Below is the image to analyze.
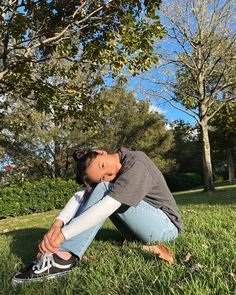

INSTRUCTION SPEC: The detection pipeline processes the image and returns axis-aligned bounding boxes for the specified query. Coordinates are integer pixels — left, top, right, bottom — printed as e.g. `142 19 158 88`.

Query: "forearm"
56 188 86 225
62 195 121 240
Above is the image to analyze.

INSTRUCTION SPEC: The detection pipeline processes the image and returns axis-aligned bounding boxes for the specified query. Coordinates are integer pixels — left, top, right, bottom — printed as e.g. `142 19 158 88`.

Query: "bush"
165 173 203 192
0 178 80 219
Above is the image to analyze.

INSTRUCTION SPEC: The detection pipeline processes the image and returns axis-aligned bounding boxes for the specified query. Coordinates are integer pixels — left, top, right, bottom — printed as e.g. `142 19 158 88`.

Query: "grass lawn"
0 185 235 295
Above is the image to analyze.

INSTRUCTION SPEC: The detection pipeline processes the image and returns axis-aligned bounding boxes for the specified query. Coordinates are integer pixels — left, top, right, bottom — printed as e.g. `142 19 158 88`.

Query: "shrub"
165 173 203 192
0 178 80 219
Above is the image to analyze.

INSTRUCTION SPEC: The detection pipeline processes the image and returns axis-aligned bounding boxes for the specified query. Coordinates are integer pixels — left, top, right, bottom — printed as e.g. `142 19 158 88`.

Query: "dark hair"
73 149 99 188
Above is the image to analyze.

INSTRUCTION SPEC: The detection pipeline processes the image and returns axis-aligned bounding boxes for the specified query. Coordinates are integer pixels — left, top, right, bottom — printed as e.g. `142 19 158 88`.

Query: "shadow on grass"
95 228 124 243
3 227 124 265
4 228 47 264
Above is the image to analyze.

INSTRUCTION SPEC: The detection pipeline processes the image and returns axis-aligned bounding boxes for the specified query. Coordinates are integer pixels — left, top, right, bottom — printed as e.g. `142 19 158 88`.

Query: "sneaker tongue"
33 253 52 271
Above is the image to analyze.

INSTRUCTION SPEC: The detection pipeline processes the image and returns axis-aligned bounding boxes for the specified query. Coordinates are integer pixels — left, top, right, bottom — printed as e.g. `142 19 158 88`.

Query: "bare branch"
143 76 201 102
146 89 199 123
208 96 236 121
206 33 236 77
208 64 228 98
168 28 197 70
0 70 9 80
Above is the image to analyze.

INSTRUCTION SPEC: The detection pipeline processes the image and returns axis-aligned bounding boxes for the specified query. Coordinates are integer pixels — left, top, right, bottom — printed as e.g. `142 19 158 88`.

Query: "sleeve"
61 194 121 240
56 188 86 225
108 161 153 207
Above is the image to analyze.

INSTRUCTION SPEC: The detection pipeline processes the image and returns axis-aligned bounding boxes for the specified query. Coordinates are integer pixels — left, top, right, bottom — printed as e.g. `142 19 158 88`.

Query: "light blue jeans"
59 182 178 258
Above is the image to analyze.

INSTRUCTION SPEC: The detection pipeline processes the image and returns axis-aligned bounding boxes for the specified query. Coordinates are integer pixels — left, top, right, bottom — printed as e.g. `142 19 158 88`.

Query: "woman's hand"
39 219 65 254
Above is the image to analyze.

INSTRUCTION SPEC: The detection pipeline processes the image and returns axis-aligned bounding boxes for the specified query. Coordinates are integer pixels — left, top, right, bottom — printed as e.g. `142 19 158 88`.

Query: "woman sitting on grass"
12 147 184 284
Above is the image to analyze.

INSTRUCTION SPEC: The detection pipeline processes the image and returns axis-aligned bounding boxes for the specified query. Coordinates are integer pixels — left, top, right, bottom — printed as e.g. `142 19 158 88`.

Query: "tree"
209 102 236 184
0 85 175 180
0 98 72 178
169 120 202 175
142 0 236 191
88 86 176 173
0 0 164 119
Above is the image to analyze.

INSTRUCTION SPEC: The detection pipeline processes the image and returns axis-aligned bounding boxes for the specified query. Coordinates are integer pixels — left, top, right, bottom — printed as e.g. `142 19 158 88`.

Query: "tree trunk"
227 147 235 184
200 122 215 192
54 140 61 178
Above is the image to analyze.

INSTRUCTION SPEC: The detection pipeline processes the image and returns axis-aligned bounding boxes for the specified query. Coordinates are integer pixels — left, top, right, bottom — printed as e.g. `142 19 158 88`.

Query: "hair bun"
73 149 86 161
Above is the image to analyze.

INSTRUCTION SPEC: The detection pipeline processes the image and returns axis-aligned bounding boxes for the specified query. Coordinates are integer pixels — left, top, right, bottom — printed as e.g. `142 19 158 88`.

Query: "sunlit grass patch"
0 185 235 295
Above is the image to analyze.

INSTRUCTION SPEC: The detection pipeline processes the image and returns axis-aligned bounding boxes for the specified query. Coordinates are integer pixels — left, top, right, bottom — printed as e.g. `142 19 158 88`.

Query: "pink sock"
55 251 72 260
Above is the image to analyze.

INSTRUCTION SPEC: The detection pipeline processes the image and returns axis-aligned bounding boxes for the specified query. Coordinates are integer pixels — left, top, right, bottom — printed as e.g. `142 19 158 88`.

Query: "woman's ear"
96 150 107 155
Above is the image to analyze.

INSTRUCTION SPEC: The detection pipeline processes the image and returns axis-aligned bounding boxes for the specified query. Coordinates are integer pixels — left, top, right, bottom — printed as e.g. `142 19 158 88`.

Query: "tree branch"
23 1 103 57
208 96 236 121
168 28 197 70
0 70 9 80
146 89 199 123
206 33 236 77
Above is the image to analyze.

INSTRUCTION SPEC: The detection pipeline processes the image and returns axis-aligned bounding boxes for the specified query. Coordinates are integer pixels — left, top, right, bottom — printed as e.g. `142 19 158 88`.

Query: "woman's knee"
146 227 179 244
91 181 110 194
88 182 112 203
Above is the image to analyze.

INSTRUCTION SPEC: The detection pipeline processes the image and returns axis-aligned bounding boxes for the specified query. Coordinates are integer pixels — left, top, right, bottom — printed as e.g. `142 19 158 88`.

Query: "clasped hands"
39 219 65 254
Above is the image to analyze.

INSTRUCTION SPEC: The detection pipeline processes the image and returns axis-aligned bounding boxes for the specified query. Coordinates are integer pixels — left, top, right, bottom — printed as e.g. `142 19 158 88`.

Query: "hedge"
0 178 80 219
165 173 203 192
0 174 204 219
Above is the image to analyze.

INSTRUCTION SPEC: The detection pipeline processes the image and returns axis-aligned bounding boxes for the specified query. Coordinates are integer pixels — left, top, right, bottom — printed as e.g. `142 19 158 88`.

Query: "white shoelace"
32 253 54 274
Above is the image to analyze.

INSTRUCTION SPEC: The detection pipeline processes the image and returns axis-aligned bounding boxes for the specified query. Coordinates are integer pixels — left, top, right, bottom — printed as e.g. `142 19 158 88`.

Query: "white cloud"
149 104 165 114
165 123 172 130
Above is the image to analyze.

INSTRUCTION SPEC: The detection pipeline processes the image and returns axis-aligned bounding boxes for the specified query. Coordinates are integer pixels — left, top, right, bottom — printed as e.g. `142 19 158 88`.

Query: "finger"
45 228 54 240
37 252 43 260
40 239 49 253
48 235 61 249
41 237 54 253
38 243 45 255
44 235 59 253
44 236 54 252
51 229 60 241
49 239 60 248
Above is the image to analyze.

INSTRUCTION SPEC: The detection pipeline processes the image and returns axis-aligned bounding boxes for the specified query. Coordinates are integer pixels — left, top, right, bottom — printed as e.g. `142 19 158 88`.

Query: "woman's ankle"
55 251 72 260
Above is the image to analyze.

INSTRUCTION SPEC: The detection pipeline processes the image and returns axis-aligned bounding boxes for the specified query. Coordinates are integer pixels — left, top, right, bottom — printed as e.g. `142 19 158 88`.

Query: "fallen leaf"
175 283 184 290
183 252 192 263
82 255 97 261
229 272 236 283
105 245 114 251
142 244 174 264
128 249 133 255
183 209 195 213
190 263 204 271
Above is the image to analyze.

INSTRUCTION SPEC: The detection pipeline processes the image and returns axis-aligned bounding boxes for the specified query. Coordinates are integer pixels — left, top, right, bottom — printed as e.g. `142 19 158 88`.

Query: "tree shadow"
3 227 125 265
95 228 125 243
4 228 48 264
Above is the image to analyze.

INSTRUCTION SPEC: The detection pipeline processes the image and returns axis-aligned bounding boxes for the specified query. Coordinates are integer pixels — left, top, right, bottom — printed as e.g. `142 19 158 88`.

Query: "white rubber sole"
11 269 73 286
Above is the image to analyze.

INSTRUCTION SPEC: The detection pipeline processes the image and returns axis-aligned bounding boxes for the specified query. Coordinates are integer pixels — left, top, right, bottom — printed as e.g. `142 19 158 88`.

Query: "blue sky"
124 4 198 126
127 75 196 126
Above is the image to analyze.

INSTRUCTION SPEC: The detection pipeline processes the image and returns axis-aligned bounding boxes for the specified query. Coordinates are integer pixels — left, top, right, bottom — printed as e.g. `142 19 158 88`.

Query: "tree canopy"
0 85 175 182
0 0 164 120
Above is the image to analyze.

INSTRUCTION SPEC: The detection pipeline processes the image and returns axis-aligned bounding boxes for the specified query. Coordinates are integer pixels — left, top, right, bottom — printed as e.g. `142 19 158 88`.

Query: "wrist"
52 219 64 228
60 230 66 242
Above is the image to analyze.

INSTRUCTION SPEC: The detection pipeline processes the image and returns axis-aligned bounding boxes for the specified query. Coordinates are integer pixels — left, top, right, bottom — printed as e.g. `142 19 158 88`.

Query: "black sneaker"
12 253 77 285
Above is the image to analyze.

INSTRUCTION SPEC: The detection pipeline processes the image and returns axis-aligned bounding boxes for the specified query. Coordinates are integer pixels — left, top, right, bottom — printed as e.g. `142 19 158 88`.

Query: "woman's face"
86 152 122 183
